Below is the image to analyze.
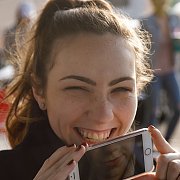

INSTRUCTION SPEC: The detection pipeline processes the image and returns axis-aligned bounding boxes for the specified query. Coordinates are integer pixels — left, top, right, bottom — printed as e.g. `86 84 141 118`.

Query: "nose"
87 96 114 124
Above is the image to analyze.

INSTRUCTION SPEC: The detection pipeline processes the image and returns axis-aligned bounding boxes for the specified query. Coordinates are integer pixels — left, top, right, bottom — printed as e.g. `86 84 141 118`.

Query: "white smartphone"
68 128 154 180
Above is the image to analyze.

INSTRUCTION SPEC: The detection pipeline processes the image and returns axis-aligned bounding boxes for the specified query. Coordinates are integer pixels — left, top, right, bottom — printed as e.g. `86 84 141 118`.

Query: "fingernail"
67 159 75 165
148 125 156 133
75 145 82 151
149 125 156 129
148 125 156 135
82 142 89 147
67 144 76 148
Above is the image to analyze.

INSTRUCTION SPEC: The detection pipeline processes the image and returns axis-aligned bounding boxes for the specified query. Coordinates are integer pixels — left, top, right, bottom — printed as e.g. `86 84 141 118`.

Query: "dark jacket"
0 119 65 180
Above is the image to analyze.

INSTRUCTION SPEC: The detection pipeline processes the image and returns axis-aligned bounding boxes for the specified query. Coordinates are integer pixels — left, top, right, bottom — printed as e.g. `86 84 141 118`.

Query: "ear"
31 74 46 110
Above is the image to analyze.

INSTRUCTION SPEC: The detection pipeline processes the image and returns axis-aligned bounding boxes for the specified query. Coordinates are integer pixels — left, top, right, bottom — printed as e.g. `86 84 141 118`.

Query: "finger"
56 145 86 172
34 145 76 179
132 172 157 180
48 145 86 180
40 147 78 179
148 125 176 154
44 145 76 169
167 159 180 180
156 153 180 180
50 160 76 180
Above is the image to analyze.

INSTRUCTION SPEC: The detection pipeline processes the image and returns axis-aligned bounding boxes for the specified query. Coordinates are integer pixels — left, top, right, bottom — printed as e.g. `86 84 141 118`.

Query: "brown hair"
5 0 153 148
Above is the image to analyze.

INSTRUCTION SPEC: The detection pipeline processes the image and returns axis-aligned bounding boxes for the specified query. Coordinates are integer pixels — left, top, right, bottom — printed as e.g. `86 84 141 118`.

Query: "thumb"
148 125 175 154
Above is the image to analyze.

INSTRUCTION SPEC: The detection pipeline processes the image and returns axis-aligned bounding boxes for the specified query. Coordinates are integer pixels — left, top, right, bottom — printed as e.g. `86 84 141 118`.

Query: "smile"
76 127 115 143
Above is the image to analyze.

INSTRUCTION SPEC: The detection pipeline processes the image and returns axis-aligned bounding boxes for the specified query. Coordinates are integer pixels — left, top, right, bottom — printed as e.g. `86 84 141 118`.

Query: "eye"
111 87 132 93
63 86 89 92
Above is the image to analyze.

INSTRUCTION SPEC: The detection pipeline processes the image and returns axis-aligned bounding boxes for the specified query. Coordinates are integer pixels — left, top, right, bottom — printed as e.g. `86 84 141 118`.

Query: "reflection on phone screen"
78 135 145 180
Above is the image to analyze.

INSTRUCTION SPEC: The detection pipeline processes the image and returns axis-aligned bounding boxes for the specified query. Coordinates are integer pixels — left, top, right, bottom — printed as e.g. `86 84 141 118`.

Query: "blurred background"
0 0 180 46
0 0 180 152
0 0 44 48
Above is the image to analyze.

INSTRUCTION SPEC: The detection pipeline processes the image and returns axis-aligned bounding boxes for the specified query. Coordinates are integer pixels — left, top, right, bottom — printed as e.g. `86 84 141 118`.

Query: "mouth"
76 127 116 144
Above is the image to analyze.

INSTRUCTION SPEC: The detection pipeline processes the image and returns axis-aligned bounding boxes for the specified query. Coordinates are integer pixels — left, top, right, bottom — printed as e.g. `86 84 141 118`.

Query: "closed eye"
63 86 89 92
111 87 132 93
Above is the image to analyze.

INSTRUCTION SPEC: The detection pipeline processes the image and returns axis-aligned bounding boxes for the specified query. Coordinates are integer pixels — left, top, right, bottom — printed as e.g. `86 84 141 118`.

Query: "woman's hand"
33 144 86 180
134 126 180 180
149 125 180 180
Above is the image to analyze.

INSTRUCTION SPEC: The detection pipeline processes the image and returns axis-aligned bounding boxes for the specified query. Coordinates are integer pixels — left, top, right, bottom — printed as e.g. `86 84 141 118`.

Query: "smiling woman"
43 34 138 146
0 0 179 180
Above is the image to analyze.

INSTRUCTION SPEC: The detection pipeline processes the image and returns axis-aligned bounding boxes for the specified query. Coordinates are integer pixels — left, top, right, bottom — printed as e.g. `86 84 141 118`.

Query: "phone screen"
78 135 145 180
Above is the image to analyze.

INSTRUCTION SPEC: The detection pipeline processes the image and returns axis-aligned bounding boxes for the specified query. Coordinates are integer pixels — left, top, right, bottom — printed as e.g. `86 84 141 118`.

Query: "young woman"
0 0 179 179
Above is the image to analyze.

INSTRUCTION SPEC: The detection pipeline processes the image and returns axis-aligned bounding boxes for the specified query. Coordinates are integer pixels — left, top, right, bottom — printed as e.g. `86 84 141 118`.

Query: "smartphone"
68 128 154 180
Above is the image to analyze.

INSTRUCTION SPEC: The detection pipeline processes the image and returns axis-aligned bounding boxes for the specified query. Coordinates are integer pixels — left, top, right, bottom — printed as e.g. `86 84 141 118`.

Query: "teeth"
92 133 98 140
77 128 111 142
99 133 104 140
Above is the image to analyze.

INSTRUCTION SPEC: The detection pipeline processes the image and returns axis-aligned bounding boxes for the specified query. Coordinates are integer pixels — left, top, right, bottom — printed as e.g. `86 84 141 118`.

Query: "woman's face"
41 33 137 145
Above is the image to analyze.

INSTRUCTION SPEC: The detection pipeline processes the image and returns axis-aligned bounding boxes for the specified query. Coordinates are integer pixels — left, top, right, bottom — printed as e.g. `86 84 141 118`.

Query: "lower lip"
84 138 106 145
83 139 101 145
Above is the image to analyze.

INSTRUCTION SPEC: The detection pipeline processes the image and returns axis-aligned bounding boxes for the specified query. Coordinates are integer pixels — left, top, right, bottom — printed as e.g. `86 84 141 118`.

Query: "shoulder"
0 148 25 166
0 147 41 180
0 149 17 161
0 149 20 179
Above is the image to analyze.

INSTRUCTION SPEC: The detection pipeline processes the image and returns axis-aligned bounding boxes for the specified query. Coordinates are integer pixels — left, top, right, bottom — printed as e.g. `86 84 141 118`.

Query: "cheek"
46 91 86 119
45 94 88 138
115 96 137 131
125 98 137 129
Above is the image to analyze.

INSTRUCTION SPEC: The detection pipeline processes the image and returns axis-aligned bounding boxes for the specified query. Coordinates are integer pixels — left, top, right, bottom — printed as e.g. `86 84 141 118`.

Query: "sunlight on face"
44 33 137 145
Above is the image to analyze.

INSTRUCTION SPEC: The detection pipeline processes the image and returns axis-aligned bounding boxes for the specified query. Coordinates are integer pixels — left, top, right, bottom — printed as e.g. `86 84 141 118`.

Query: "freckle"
85 111 89 116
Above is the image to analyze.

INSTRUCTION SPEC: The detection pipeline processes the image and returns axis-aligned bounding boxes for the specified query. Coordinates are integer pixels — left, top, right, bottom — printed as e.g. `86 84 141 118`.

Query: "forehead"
49 33 136 79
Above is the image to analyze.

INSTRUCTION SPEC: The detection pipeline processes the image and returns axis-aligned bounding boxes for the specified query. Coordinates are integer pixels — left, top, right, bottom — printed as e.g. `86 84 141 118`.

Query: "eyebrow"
60 75 96 85
60 75 134 86
109 77 134 86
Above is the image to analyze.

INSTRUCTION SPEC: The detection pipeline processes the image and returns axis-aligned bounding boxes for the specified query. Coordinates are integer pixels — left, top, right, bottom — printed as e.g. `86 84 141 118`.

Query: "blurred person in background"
142 0 180 142
109 0 154 20
0 1 36 131
2 1 36 84
170 2 180 72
